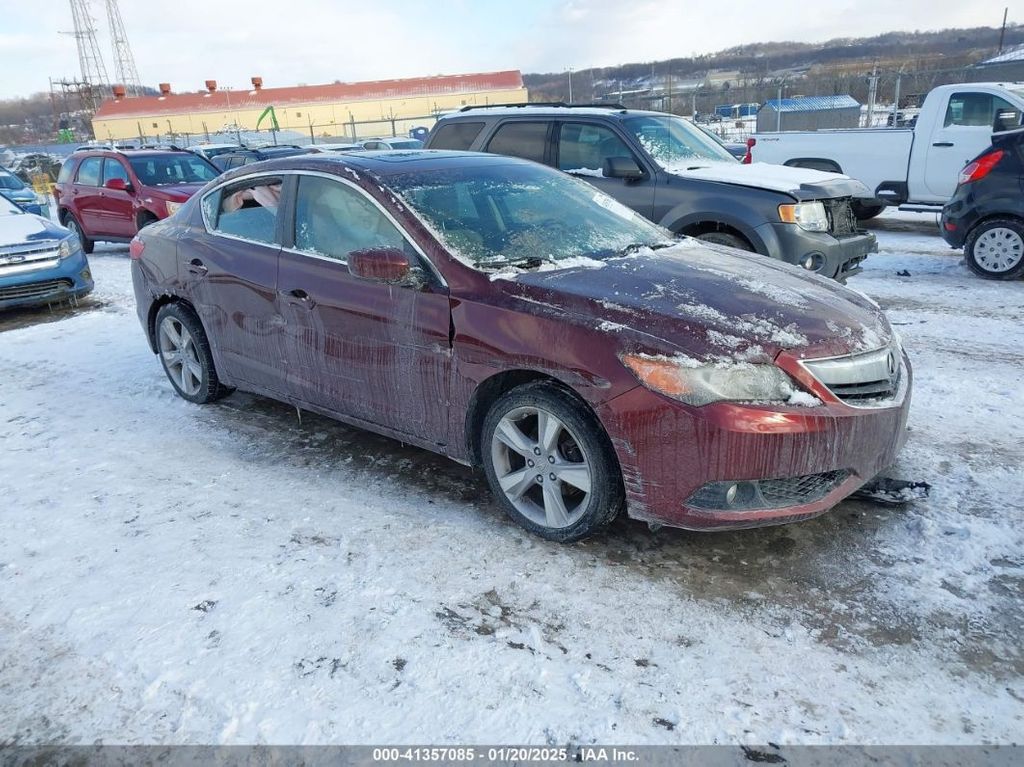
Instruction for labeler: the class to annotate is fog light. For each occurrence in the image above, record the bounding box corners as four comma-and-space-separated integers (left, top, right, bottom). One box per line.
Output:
725, 484, 738, 505
801, 253, 825, 271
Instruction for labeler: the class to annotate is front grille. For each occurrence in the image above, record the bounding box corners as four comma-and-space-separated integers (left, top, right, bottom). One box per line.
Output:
759, 470, 849, 506
801, 345, 902, 406
0, 279, 73, 302
824, 197, 858, 236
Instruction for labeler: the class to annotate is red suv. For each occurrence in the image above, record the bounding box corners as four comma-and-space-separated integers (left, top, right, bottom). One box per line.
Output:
54, 148, 219, 253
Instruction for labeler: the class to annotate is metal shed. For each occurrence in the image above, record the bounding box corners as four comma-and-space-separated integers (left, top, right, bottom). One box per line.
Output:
757, 95, 861, 131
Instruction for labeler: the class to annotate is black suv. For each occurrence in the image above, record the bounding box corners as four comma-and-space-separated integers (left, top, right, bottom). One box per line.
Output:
941, 127, 1024, 280
426, 104, 877, 281
211, 145, 313, 172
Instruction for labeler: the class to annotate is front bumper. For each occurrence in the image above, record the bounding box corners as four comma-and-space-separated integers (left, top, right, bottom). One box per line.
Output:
598, 352, 912, 531
0, 250, 94, 311
757, 222, 878, 281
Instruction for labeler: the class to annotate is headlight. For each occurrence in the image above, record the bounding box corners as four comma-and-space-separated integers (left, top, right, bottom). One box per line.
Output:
57, 235, 80, 260
779, 201, 828, 232
621, 353, 803, 406
165, 200, 184, 216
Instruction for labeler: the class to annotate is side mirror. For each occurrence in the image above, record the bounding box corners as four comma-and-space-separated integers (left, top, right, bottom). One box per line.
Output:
105, 178, 131, 192
348, 247, 415, 284
993, 108, 1023, 134
603, 156, 644, 181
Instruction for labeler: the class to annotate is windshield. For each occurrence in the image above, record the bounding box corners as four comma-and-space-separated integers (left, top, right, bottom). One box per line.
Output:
0, 172, 26, 191
390, 161, 673, 268
625, 114, 736, 170
129, 155, 219, 185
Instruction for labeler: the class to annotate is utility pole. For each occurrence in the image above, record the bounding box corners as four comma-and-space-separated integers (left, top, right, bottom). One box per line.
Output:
776, 82, 783, 132
866, 65, 878, 128
891, 70, 902, 128
998, 7, 1008, 53
568, 68, 573, 104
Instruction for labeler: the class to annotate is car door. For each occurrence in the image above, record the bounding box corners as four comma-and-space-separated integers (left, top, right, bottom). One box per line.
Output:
925, 92, 1022, 200
554, 121, 656, 219
99, 158, 136, 237
179, 173, 289, 394
276, 172, 452, 443
72, 156, 104, 233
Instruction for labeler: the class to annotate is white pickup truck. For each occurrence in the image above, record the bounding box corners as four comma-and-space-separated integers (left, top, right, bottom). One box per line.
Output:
749, 82, 1024, 217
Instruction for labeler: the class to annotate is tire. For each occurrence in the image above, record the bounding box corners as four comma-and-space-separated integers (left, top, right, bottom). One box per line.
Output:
64, 214, 95, 254
154, 303, 229, 404
481, 382, 624, 543
852, 200, 886, 221
964, 218, 1024, 280
695, 231, 753, 251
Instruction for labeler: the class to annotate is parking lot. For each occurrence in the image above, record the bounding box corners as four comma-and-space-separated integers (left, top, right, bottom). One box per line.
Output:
1, 211, 1022, 745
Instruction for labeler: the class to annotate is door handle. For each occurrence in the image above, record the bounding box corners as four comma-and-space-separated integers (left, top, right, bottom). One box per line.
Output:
280, 288, 316, 308
932, 142, 954, 147
187, 258, 208, 275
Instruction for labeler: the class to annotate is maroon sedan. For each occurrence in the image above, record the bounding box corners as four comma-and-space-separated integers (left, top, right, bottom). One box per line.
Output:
130, 151, 911, 542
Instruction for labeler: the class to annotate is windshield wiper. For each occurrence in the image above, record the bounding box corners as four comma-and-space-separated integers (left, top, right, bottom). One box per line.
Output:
480, 255, 553, 270
619, 241, 674, 256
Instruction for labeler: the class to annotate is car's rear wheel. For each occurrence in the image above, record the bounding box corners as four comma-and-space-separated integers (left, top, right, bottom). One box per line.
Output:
64, 214, 94, 254
155, 303, 228, 404
965, 219, 1024, 280
481, 383, 624, 542
695, 231, 753, 251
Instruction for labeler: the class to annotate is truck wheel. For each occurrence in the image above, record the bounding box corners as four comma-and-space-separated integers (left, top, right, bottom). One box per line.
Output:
965, 219, 1024, 280
482, 382, 624, 543
695, 231, 753, 251
852, 201, 886, 221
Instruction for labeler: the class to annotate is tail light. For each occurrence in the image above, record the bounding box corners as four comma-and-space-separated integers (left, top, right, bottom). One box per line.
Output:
742, 137, 755, 164
129, 237, 145, 260
958, 149, 1004, 185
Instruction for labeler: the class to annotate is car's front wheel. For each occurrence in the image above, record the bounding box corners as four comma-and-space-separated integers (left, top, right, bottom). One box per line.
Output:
64, 214, 95, 254
155, 303, 228, 404
481, 383, 624, 542
965, 218, 1024, 280
695, 231, 753, 251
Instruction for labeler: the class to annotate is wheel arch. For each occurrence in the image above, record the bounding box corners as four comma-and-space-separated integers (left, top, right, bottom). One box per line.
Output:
966, 212, 1024, 243
784, 157, 844, 174
464, 369, 604, 467
146, 294, 200, 352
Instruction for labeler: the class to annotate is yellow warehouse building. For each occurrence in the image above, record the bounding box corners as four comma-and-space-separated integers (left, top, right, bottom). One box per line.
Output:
91, 70, 528, 142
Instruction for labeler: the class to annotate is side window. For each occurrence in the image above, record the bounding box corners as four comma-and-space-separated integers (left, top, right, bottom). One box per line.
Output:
485, 122, 548, 164
76, 157, 103, 186
944, 93, 1009, 127
57, 161, 74, 184
102, 159, 130, 185
993, 96, 1022, 132
293, 175, 408, 263
208, 176, 283, 245
429, 121, 485, 150
558, 123, 635, 176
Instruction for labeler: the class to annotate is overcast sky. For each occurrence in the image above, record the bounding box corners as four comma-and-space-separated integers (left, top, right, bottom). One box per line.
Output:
0, 0, 1015, 100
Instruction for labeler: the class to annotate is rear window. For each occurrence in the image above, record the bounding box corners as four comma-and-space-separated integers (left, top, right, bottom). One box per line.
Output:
76, 157, 103, 186
485, 122, 548, 164
429, 121, 485, 151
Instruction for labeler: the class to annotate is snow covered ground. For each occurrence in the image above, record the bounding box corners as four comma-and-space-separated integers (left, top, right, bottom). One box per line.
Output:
1, 210, 1022, 745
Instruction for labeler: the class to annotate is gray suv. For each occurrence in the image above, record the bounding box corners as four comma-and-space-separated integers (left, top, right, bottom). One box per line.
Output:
425, 104, 877, 281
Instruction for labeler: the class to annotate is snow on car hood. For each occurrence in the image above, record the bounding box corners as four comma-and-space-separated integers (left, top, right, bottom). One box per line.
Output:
0, 211, 66, 249
661, 160, 872, 200
506, 240, 891, 360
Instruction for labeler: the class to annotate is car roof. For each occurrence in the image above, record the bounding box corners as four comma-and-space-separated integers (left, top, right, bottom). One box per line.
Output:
437, 105, 666, 120
218, 149, 541, 181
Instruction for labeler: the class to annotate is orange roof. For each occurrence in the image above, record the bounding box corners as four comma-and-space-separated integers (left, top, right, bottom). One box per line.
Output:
95, 70, 524, 119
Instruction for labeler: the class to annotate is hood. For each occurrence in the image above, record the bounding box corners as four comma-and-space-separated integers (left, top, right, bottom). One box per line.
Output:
147, 183, 206, 200
662, 160, 871, 200
505, 240, 891, 361
1, 187, 36, 202
0, 211, 68, 249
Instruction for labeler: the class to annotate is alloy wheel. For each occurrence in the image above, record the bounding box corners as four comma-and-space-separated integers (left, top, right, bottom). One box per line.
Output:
489, 406, 593, 529
158, 316, 203, 396
974, 227, 1024, 273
